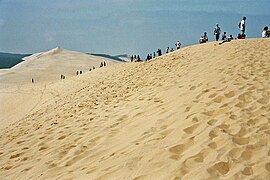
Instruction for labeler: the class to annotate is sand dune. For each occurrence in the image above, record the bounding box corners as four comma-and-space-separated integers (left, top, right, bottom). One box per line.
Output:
0, 39, 270, 179
0, 48, 121, 132
0, 47, 120, 88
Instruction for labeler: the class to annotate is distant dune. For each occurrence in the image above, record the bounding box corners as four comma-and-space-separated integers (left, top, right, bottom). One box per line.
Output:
0, 47, 121, 88
0, 39, 269, 179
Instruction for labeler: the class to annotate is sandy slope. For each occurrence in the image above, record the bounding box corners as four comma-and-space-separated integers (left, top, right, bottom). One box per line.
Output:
0, 39, 270, 179
0, 48, 120, 129
0, 47, 120, 88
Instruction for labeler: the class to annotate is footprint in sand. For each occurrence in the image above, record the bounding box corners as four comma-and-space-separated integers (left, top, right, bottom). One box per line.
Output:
213, 96, 224, 103
202, 110, 215, 117
189, 86, 196, 90
39, 146, 48, 151
232, 136, 250, 145
213, 161, 230, 175
208, 93, 217, 98
207, 119, 218, 126
184, 106, 191, 112
208, 128, 219, 139
169, 144, 185, 155
224, 91, 235, 98
186, 149, 210, 168
241, 149, 253, 160
3, 166, 13, 170
265, 162, 270, 172
242, 166, 253, 176
10, 152, 24, 159
208, 142, 217, 149
228, 147, 244, 159
58, 135, 66, 140
257, 96, 269, 104
183, 124, 199, 134
22, 166, 33, 172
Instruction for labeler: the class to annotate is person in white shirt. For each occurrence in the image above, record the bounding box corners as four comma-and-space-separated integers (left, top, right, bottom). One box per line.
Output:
239, 17, 246, 35
262, 26, 270, 38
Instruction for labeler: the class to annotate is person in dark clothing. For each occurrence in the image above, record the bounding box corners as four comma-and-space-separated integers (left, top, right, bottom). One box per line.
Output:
222, 32, 227, 40
214, 23, 221, 41
104, 61, 106, 66
157, 49, 162, 56
100, 62, 103, 68
137, 55, 141, 61
166, 47, 169, 53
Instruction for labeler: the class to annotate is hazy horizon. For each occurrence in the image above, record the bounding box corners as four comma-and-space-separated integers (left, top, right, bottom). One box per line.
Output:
0, 0, 269, 57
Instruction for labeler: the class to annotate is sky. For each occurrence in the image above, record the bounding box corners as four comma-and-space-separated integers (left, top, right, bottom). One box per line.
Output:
0, 0, 269, 57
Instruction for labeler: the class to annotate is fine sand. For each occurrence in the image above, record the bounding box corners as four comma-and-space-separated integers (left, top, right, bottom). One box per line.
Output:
0, 39, 270, 179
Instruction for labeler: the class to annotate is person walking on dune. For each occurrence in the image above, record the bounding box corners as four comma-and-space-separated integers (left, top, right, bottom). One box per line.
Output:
214, 23, 221, 41
175, 41, 181, 50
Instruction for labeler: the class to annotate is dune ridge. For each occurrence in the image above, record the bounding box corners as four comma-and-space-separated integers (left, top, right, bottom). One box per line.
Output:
0, 47, 120, 88
0, 39, 270, 179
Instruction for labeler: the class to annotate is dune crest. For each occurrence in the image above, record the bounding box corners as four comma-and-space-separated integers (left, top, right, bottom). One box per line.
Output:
24, 47, 63, 60
0, 39, 269, 179
0, 47, 121, 87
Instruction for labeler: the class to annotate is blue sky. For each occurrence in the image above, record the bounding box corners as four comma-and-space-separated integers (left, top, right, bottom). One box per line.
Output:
0, 0, 269, 57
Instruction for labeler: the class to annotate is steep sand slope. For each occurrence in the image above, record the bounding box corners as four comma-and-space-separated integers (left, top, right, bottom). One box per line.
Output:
0, 48, 121, 129
0, 47, 120, 88
0, 39, 270, 179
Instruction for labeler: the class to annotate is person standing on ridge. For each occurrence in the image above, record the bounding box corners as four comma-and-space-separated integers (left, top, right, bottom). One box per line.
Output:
157, 49, 162, 56
203, 32, 208, 42
214, 23, 221, 41
166, 47, 169, 53
239, 17, 246, 35
175, 41, 181, 49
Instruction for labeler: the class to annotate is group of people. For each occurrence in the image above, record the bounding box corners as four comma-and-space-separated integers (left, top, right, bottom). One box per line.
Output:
130, 55, 142, 62
144, 41, 182, 61
200, 17, 247, 44
133, 16, 268, 62
76, 61, 107, 76
60, 74, 66, 79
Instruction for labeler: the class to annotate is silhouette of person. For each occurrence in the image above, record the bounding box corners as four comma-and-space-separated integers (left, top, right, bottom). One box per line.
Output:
214, 23, 221, 41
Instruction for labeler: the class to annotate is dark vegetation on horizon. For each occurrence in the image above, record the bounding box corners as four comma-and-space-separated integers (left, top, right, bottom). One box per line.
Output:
0, 53, 31, 69
90, 53, 127, 62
